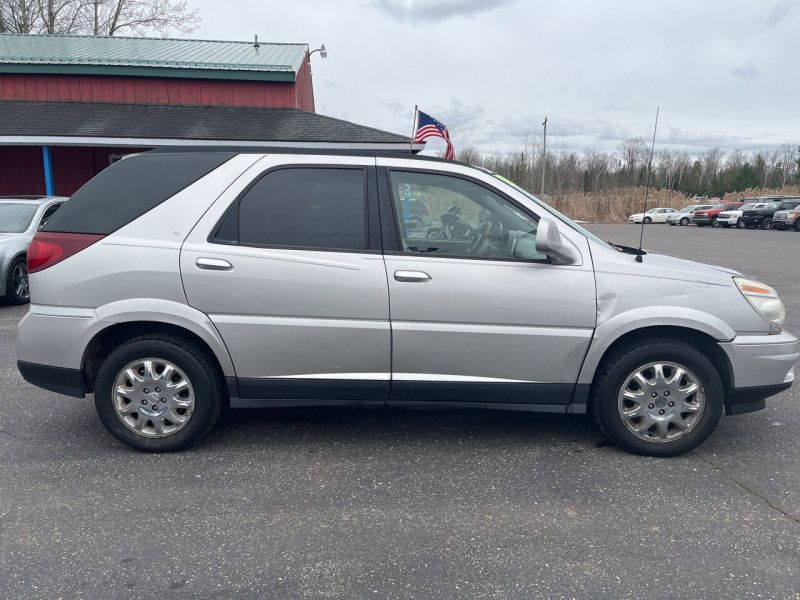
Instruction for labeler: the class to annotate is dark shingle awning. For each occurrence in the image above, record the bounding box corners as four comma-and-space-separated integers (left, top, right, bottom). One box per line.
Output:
0, 101, 421, 151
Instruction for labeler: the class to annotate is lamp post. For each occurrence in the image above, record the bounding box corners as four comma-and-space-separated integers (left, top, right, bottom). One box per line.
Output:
309, 44, 328, 59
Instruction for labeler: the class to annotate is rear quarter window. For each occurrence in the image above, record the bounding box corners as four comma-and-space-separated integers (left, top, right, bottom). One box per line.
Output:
42, 152, 234, 235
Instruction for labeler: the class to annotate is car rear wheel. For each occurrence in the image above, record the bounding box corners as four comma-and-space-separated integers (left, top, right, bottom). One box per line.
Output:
643, 217, 652, 224
4, 256, 30, 305
680, 217, 689, 226
94, 335, 224, 452
761, 218, 774, 230
590, 339, 723, 456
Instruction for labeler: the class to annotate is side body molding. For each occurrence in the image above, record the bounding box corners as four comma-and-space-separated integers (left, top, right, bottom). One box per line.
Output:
576, 306, 737, 386
94, 298, 236, 377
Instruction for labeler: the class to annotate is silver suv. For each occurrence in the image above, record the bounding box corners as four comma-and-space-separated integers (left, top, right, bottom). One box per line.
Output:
16, 150, 799, 456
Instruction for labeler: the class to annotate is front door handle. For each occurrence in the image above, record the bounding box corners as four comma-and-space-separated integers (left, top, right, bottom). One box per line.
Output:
196, 257, 233, 271
394, 270, 431, 282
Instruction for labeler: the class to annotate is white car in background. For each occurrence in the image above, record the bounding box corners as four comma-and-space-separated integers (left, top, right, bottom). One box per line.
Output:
718, 202, 767, 229
628, 207, 678, 224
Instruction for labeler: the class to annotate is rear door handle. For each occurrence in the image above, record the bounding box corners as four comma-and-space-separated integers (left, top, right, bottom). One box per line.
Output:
196, 257, 233, 271
394, 270, 431, 282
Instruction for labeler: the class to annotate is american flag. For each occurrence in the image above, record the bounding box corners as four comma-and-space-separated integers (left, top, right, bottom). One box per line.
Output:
414, 110, 456, 160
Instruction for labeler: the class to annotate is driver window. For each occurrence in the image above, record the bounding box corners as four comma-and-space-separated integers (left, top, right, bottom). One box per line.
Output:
388, 170, 545, 261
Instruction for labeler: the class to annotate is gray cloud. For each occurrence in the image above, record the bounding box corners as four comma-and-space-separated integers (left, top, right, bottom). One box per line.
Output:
762, 0, 799, 26
731, 62, 759, 80
368, 0, 513, 23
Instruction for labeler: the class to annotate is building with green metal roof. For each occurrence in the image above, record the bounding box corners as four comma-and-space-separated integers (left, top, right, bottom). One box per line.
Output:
0, 34, 419, 196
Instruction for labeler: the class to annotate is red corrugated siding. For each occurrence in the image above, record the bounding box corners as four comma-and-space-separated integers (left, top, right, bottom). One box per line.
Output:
0, 74, 305, 109
295, 56, 315, 112
0, 146, 45, 195
0, 145, 142, 196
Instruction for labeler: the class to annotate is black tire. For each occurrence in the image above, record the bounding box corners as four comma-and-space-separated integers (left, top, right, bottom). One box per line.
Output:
680, 217, 690, 226
710, 217, 719, 228
94, 335, 224, 452
774, 225, 785, 231
3, 255, 29, 305
794, 220, 800, 232
721, 223, 731, 228
643, 217, 652, 224
590, 339, 724, 457
761, 218, 773, 230
737, 219, 747, 229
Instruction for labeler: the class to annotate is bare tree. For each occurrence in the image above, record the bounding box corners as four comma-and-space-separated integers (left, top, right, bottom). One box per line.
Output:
618, 137, 648, 185
780, 143, 797, 187
0, 0, 199, 34
0, 0, 40, 32
700, 147, 724, 186
37, 0, 88, 33
89, 0, 199, 36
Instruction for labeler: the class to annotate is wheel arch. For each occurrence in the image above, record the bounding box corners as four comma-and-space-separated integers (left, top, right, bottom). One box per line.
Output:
577, 312, 736, 405
83, 299, 236, 393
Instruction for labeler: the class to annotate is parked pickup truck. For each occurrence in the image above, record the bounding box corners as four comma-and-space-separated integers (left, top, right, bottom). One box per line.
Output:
691, 202, 744, 227
773, 206, 800, 231
740, 198, 800, 230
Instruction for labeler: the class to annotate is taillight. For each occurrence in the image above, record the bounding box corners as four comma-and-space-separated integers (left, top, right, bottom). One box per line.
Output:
28, 232, 105, 274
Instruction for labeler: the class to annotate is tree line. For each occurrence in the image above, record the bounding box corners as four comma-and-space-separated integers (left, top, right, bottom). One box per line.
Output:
458, 138, 800, 200
0, 0, 199, 36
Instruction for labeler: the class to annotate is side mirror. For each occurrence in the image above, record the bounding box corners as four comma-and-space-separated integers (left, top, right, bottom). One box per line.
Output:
534, 218, 580, 265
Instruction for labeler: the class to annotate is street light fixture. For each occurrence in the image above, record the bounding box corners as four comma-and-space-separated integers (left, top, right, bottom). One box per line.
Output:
309, 44, 327, 59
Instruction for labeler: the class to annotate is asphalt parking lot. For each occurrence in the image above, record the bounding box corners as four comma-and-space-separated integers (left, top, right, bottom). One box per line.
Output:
1, 224, 799, 599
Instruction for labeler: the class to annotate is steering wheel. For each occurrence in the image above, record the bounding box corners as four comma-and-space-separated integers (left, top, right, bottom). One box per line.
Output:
466, 220, 493, 255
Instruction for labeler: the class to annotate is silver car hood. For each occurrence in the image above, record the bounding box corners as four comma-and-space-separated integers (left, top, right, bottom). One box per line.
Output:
641, 251, 741, 280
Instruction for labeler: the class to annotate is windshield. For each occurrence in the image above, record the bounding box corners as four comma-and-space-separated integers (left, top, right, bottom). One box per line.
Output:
0, 203, 38, 233
490, 173, 612, 248
679, 206, 696, 212
739, 204, 754, 210
645, 208, 659, 214
712, 204, 724, 209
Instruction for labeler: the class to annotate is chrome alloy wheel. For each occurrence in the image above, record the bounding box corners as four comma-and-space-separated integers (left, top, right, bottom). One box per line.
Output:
112, 358, 195, 438
12, 262, 29, 300
617, 362, 705, 443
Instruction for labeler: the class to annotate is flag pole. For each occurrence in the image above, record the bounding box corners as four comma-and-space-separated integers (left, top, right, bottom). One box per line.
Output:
409, 105, 418, 155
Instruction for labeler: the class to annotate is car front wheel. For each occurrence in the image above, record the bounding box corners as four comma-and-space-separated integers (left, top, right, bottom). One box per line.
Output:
591, 339, 723, 456
737, 219, 747, 229
94, 335, 224, 452
680, 217, 689, 226
643, 217, 652, 224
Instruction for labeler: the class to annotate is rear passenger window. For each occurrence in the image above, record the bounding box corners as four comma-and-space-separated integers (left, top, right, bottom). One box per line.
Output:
43, 152, 234, 235
235, 168, 367, 250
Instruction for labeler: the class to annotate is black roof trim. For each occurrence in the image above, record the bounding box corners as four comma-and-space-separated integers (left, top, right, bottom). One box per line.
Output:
147, 145, 467, 165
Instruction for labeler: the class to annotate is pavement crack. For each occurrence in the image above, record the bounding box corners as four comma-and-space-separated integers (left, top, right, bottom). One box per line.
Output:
691, 450, 800, 526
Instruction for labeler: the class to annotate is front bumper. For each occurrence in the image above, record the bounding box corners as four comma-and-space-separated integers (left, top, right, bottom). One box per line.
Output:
691, 217, 713, 225
773, 216, 796, 227
739, 215, 764, 227
720, 331, 799, 414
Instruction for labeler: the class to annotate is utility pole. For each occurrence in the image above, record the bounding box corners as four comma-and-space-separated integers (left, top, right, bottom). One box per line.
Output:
540, 116, 548, 196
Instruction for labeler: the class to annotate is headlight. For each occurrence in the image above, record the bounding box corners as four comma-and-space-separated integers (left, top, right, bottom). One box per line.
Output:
734, 277, 786, 327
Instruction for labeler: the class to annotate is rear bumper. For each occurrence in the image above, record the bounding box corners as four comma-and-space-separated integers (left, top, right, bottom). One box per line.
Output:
720, 331, 798, 414
17, 361, 85, 398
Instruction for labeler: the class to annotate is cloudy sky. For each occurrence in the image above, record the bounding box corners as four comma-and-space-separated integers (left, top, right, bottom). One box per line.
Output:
193, 0, 800, 155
